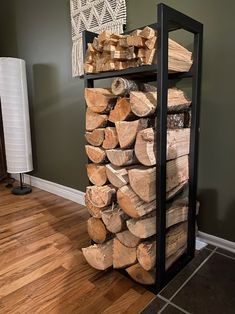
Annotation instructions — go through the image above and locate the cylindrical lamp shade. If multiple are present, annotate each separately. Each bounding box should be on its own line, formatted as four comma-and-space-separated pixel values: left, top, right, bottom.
0, 58, 33, 174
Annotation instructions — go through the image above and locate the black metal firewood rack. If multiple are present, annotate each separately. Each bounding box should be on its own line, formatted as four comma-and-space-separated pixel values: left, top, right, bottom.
82, 3, 203, 294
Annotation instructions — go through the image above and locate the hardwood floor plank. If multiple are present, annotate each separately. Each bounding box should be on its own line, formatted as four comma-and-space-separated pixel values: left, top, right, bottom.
0, 183, 154, 313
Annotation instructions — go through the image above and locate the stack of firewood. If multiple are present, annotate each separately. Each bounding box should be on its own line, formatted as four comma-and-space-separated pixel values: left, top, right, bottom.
84, 26, 193, 73
82, 77, 192, 285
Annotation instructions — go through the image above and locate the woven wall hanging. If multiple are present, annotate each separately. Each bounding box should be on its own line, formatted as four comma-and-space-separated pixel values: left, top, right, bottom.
70, 0, 127, 77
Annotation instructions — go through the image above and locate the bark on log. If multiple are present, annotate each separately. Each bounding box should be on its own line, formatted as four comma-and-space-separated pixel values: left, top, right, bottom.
87, 217, 108, 244
106, 149, 137, 167
128, 155, 189, 202
135, 128, 190, 166
111, 77, 139, 96
86, 163, 107, 186
102, 127, 119, 149
86, 185, 116, 208
117, 185, 155, 218
113, 238, 137, 268
111, 77, 157, 97
101, 206, 128, 233
82, 239, 113, 270
85, 128, 105, 146
108, 97, 134, 123
105, 164, 129, 188
85, 145, 106, 164
125, 263, 155, 285
86, 109, 108, 131
84, 193, 107, 218
85, 88, 117, 113
115, 119, 148, 149
116, 230, 141, 248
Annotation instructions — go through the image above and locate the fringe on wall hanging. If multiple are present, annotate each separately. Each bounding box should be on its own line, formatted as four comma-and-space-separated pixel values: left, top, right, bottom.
70, 0, 127, 77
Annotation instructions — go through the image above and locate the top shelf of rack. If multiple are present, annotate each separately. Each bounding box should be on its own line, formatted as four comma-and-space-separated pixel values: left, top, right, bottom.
83, 65, 193, 81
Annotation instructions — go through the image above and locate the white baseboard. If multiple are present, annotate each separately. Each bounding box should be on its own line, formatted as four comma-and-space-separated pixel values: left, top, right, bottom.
11, 174, 85, 206
11, 174, 235, 253
197, 231, 235, 253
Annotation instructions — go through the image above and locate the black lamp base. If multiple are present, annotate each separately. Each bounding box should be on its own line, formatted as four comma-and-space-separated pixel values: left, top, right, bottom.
12, 186, 32, 195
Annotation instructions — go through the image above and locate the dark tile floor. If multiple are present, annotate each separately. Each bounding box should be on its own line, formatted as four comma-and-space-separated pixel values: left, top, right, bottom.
142, 245, 235, 314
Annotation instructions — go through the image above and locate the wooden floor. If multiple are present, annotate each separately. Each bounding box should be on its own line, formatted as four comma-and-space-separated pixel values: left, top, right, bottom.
0, 183, 154, 313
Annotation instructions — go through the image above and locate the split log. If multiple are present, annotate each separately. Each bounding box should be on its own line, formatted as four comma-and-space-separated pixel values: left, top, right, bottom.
102, 127, 119, 149
145, 49, 156, 65
86, 164, 107, 186
117, 185, 155, 218
115, 119, 148, 149
139, 26, 155, 39
166, 222, 187, 257
130, 88, 191, 117
101, 206, 128, 233
130, 91, 156, 117
111, 77, 157, 97
105, 164, 129, 188
113, 238, 137, 268
82, 239, 113, 270
135, 128, 190, 166
137, 241, 156, 271
166, 198, 188, 229
166, 181, 187, 201
116, 230, 141, 248
126, 36, 146, 47
128, 155, 189, 202
145, 36, 157, 50
87, 217, 108, 244
86, 109, 108, 131
126, 198, 188, 238
108, 98, 134, 123
86, 185, 116, 208
84, 193, 107, 218
85, 88, 117, 113
106, 149, 137, 167
85, 128, 105, 146
166, 244, 186, 270
127, 215, 156, 238
136, 222, 187, 271
85, 145, 106, 164
126, 263, 155, 285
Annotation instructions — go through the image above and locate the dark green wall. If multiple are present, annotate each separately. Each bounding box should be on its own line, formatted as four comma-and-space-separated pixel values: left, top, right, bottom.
1, 0, 235, 241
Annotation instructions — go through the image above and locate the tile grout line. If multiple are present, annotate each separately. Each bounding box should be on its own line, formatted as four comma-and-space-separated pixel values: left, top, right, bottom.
158, 248, 217, 314
213, 250, 235, 261
157, 294, 191, 314
168, 247, 217, 302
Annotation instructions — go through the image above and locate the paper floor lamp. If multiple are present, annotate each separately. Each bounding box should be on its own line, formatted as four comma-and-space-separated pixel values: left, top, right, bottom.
0, 58, 33, 195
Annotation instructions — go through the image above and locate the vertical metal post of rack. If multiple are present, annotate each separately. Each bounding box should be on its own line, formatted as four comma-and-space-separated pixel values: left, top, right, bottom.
155, 3, 203, 292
